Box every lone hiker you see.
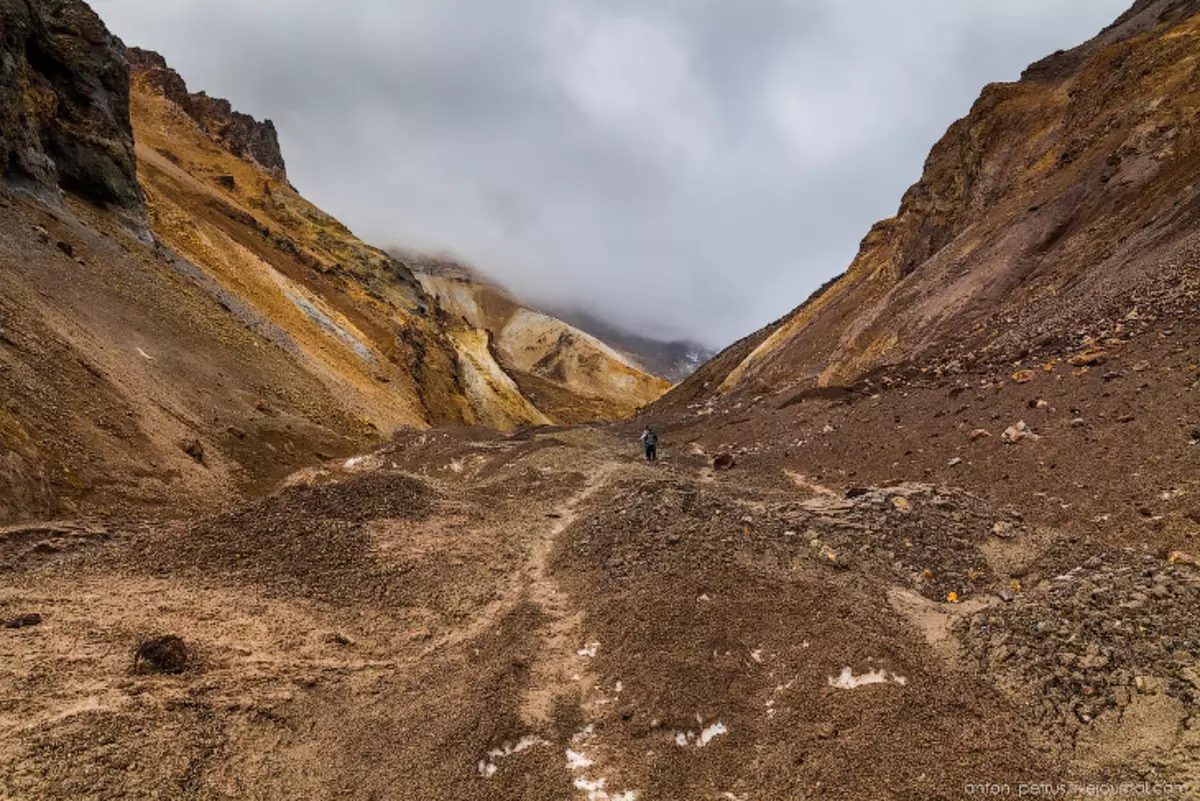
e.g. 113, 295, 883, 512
640, 426, 659, 462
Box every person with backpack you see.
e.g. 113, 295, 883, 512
640, 426, 659, 462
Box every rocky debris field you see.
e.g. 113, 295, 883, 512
957, 549, 1200, 740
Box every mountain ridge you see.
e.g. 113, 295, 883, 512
659, 0, 1199, 406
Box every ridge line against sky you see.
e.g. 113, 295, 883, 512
94, 0, 1129, 348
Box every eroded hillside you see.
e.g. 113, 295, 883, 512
410, 257, 669, 423
0, 10, 664, 524
681, 0, 1200, 399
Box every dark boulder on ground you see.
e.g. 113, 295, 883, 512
133, 635, 189, 674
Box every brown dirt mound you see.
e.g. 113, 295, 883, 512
132, 472, 433, 603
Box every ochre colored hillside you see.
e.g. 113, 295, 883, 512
0, 16, 664, 524
411, 257, 669, 423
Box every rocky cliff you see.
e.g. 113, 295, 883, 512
405, 254, 670, 422
0, 0, 142, 212
669, 0, 1200, 403
127, 47, 287, 178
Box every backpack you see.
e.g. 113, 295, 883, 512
646, 431, 658, 447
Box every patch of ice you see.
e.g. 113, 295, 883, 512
567, 725, 637, 800
673, 721, 728, 748
827, 667, 907, 689
477, 735, 548, 777
578, 642, 600, 657
343, 454, 385, 472
488, 735, 545, 759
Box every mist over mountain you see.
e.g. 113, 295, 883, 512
91, 0, 1130, 347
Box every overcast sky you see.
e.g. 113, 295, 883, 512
94, 0, 1129, 348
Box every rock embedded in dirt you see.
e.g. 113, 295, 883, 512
712, 453, 736, 470
1001, 420, 1038, 444
4, 613, 42, 629
1069, 350, 1107, 367
181, 438, 205, 463
133, 635, 189, 674
969, 429, 991, 441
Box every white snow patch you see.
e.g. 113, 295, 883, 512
674, 721, 728, 748
574, 777, 636, 801
828, 667, 908, 689
477, 735, 548, 777
577, 642, 600, 657
567, 725, 637, 800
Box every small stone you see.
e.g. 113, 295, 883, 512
1069, 350, 1106, 367
1132, 361, 1151, 372
4, 613, 42, 629
181, 439, 205, 464
992, 521, 1018, 538
997, 589, 1014, 603
1117, 414, 1135, 423
969, 429, 991, 441
947, 457, 963, 467
1167, 551, 1195, 565
1070, 418, 1086, 428
1012, 370, 1036, 384
56, 241, 74, 257
1001, 421, 1038, 444
892, 496, 911, 513
133, 636, 189, 674
712, 453, 736, 470
1134, 676, 1161, 695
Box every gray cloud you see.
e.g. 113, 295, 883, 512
93, 0, 1129, 347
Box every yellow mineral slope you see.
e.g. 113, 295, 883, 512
128, 49, 665, 431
